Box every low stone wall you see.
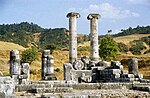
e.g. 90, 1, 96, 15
16, 81, 134, 92
14, 81, 150, 97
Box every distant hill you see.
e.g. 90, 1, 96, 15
114, 34, 150, 45
0, 22, 149, 49
0, 22, 70, 49
0, 22, 89, 50
114, 25, 150, 37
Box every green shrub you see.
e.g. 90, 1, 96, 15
55, 68, 61, 72
129, 41, 146, 55
78, 46, 90, 51
117, 43, 129, 53
141, 36, 150, 46
138, 60, 150, 69
45, 43, 57, 54
21, 46, 38, 64
99, 35, 119, 61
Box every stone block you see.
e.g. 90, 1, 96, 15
72, 70, 92, 83
44, 74, 57, 80
41, 94, 59, 98
11, 75, 19, 85
121, 74, 135, 78
93, 66, 105, 71
128, 58, 138, 74
103, 69, 121, 74
135, 74, 143, 79
0, 77, 15, 97
97, 61, 111, 67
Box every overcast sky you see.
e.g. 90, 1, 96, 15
0, 0, 150, 35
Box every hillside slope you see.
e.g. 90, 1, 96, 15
0, 41, 26, 75
114, 34, 150, 45
0, 41, 26, 50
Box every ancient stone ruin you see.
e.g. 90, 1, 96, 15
0, 12, 150, 98
42, 50, 56, 80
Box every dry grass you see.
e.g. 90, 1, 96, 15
0, 41, 26, 50
0, 34, 150, 81
114, 34, 150, 45
78, 41, 90, 47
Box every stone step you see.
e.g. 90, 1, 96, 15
28, 87, 73, 93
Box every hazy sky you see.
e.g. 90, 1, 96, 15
0, 0, 150, 35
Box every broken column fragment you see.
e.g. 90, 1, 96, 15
128, 58, 138, 74
67, 12, 80, 64
10, 50, 21, 75
42, 50, 56, 80
64, 63, 73, 81
18, 63, 30, 84
87, 13, 100, 62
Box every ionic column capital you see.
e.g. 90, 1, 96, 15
87, 13, 100, 20
67, 12, 80, 18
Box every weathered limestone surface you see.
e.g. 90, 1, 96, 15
0, 77, 15, 98
73, 59, 84, 70
87, 14, 100, 61
42, 50, 50, 80
128, 58, 139, 74
42, 50, 56, 80
18, 63, 30, 84
14, 81, 150, 97
64, 63, 73, 81
10, 50, 21, 75
67, 12, 80, 64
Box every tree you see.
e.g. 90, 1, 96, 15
21, 47, 38, 64
99, 35, 119, 61
45, 43, 57, 54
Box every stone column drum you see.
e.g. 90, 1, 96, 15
87, 14, 100, 61
67, 12, 80, 64
10, 50, 21, 75
128, 58, 138, 74
47, 55, 54, 75
42, 50, 50, 80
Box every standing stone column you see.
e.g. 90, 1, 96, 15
128, 58, 138, 74
67, 12, 80, 64
87, 14, 100, 61
10, 50, 21, 75
42, 50, 50, 80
